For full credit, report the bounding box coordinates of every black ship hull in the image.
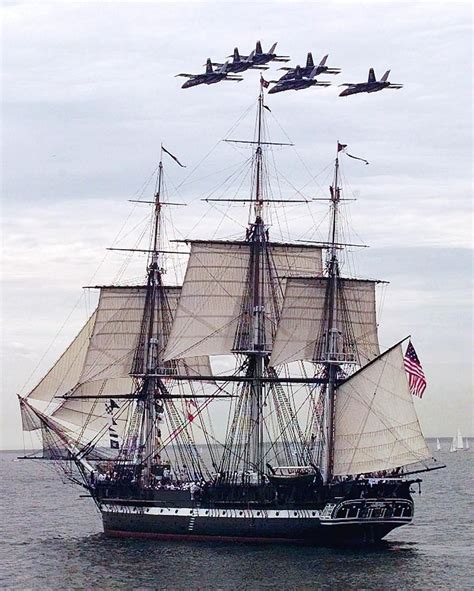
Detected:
[99,496,413,545]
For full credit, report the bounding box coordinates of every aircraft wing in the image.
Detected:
[314,81,332,87]
[175,73,196,78]
[338,83,355,86]
[388,84,403,89]
[325,68,341,74]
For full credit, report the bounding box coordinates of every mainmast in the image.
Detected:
[248,85,267,478]
[322,143,342,483]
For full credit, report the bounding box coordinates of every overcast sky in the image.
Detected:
[1,1,472,449]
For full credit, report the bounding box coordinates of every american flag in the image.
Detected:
[404,341,427,398]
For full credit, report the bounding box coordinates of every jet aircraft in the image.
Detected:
[211,49,259,74]
[339,68,403,96]
[278,53,341,81]
[176,59,243,88]
[236,41,290,67]
[268,65,332,94]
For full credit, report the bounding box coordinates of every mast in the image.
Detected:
[248,85,266,478]
[140,149,165,483]
[322,143,342,483]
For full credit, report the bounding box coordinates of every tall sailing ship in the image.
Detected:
[19,87,441,544]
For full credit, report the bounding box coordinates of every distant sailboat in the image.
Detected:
[450,437,457,453]
[466,439,470,450]
[436,438,441,451]
[456,429,464,450]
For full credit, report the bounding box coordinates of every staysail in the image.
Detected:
[163,241,323,361]
[270,277,379,367]
[26,311,97,405]
[332,343,431,476]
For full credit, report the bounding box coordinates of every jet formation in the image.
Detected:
[177,42,289,89]
[177,42,403,98]
[176,58,244,88]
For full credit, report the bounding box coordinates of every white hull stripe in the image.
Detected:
[101,505,321,519]
[101,504,412,524]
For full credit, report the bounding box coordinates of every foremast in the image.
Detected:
[133,151,167,484]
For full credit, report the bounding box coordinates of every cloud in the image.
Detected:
[1,1,472,447]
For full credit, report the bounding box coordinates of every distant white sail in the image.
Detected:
[332,343,430,476]
[436,438,441,451]
[449,437,457,453]
[456,428,464,450]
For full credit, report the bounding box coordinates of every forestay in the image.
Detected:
[163,241,323,360]
[332,343,431,476]
[270,277,379,366]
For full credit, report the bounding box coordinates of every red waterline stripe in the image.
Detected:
[105,529,306,544]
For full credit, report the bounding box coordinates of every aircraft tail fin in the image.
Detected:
[319,54,328,67]
[368,68,376,83]
[268,42,277,54]
[233,48,240,62]
[246,50,255,63]
[218,61,229,74]
[256,41,263,54]
[309,66,319,79]
[381,69,390,82]
[306,52,314,68]
[206,58,213,74]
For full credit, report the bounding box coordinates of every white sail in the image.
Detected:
[52,396,129,440]
[450,437,457,452]
[332,343,431,476]
[466,439,470,450]
[271,277,379,367]
[71,286,211,398]
[26,312,97,404]
[163,241,323,361]
[436,438,441,451]
[456,428,464,450]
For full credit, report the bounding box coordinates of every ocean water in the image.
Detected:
[0,441,472,590]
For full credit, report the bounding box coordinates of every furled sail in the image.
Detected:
[332,343,431,476]
[270,277,379,367]
[163,241,323,360]
[70,286,211,398]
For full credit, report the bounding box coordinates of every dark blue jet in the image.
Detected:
[211,49,258,74]
[339,68,403,96]
[268,65,332,94]
[238,41,290,67]
[278,53,341,82]
[176,59,243,89]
